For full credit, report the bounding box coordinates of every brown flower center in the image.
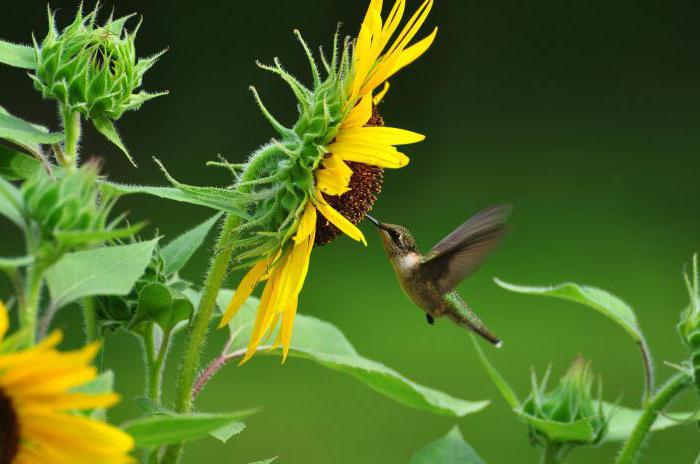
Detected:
[314,106,385,246]
[0,388,19,464]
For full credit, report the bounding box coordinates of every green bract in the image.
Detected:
[522,358,609,453]
[679,255,700,399]
[30,5,166,163]
[155,32,353,269]
[21,164,138,257]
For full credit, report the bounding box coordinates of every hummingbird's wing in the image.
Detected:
[422,204,511,294]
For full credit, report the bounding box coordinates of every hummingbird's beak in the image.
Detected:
[365,214,384,229]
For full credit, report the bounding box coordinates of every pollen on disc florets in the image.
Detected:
[30,4,166,121]
[0,388,20,464]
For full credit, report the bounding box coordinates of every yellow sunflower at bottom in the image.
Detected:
[0,302,134,464]
[216,0,437,362]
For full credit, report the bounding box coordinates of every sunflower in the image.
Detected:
[0,302,134,463]
[218,0,437,362]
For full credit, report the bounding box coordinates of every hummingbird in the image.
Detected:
[366,204,512,347]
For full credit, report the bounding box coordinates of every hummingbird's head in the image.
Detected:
[365,215,418,256]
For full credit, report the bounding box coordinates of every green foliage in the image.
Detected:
[679,255,700,399]
[0,175,25,229]
[44,239,158,309]
[0,39,36,69]
[410,427,486,464]
[0,144,41,180]
[123,410,257,448]
[136,282,193,332]
[0,105,63,153]
[22,165,139,254]
[160,214,221,276]
[218,290,489,417]
[495,278,653,396]
[28,5,166,161]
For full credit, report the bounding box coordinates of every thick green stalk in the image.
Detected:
[161,214,239,464]
[615,372,692,464]
[60,105,81,169]
[541,443,561,464]
[19,265,43,344]
[82,297,98,343]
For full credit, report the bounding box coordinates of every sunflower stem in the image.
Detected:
[541,443,562,464]
[19,264,43,345]
[60,104,81,170]
[148,329,171,405]
[615,371,692,464]
[82,297,98,343]
[161,214,239,464]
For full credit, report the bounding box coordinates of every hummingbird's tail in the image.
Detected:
[444,292,503,348]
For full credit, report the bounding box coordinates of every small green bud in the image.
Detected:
[21,163,133,253]
[30,4,166,163]
[678,255,700,399]
[522,357,609,453]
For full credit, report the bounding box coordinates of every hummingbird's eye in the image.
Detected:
[389,230,402,243]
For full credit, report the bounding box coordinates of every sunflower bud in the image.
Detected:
[21,163,135,255]
[30,4,166,164]
[521,357,609,455]
[678,255,700,399]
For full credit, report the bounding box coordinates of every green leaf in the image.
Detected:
[470,334,520,409]
[92,117,135,166]
[411,426,487,464]
[602,402,700,442]
[133,397,246,444]
[161,213,222,275]
[494,279,643,342]
[45,239,158,309]
[0,106,62,151]
[0,39,36,69]
[137,283,172,327]
[123,410,258,447]
[54,222,146,247]
[219,290,489,417]
[0,144,41,180]
[103,181,250,218]
[494,279,653,396]
[0,176,24,229]
[209,422,246,443]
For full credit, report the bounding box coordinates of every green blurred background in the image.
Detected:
[1,1,699,462]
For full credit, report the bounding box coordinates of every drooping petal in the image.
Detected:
[314,193,367,244]
[328,141,409,168]
[316,155,353,196]
[0,301,7,342]
[219,258,269,327]
[342,94,373,129]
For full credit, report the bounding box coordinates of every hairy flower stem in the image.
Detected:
[541,444,561,464]
[148,330,171,405]
[60,105,81,169]
[161,214,239,464]
[615,372,692,464]
[19,265,43,344]
[82,297,98,342]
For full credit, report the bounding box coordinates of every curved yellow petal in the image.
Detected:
[373,82,391,105]
[329,141,409,168]
[294,203,318,243]
[314,194,367,245]
[316,155,353,196]
[219,258,269,328]
[392,27,437,75]
[342,94,373,129]
[336,126,425,145]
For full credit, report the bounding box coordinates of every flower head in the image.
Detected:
[522,357,609,452]
[216,0,437,362]
[0,302,134,463]
[30,4,166,164]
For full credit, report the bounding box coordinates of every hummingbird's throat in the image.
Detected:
[314,105,385,246]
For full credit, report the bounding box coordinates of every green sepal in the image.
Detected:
[93,116,135,166]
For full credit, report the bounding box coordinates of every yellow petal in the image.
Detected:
[328,141,409,168]
[373,82,391,105]
[0,301,7,342]
[294,204,318,244]
[336,126,425,145]
[392,27,437,75]
[316,155,353,196]
[219,258,269,328]
[280,297,299,362]
[314,194,367,245]
[342,94,373,129]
